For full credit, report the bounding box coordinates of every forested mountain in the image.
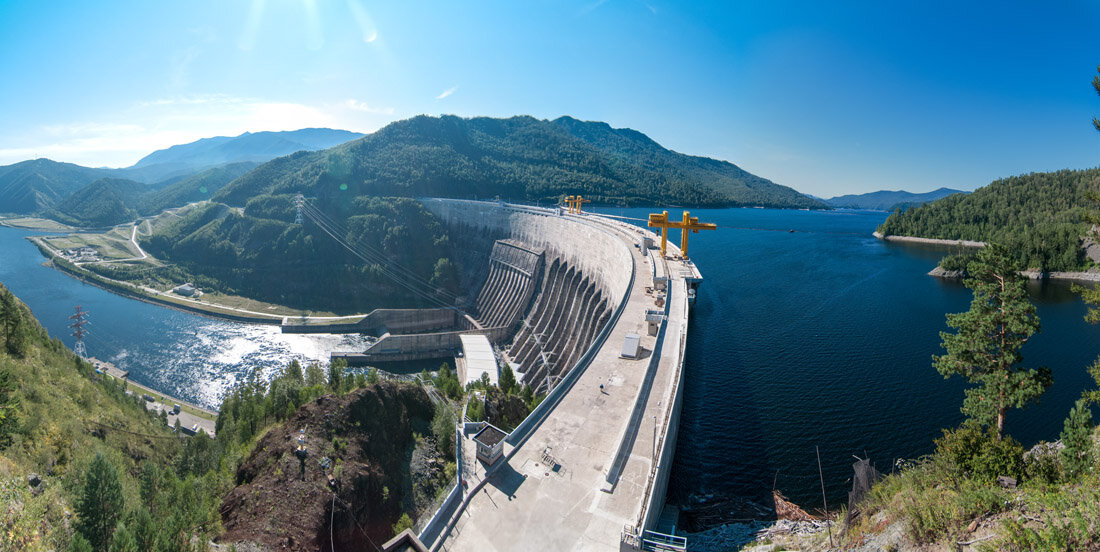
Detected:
[0,128,362,216]
[215,115,826,209]
[877,169,1099,271]
[47,178,149,228]
[138,161,257,216]
[134,197,459,313]
[130,128,364,182]
[827,187,966,211]
[0,159,114,213]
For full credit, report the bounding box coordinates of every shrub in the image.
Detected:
[934,424,1025,482]
[392,512,414,535]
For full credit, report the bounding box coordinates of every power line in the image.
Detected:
[299,200,461,309]
[301,201,455,300]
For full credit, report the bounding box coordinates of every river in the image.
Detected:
[3,209,1099,517]
[0,225,365,409]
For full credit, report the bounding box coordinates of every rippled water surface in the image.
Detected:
[595,207,1100,512]
[0,225,365,408]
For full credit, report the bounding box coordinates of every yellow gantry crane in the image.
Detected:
[562,195,591,214]
[647,210,717,259]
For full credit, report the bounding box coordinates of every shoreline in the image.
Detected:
[872,231,986,248]
[874,233,1100,283]
[26,234,373,326]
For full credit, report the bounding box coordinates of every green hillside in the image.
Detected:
[877,169,1099,271]
[0,159,114,214]
[138,162,258,216]
[0,282,207,551]
[47,178,149,228]
[215,115,826,209]
[134,196,459,313]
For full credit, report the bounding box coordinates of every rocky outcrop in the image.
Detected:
[928,266,967,279]
[219,383,439,552]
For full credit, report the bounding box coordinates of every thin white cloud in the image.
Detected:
[343,99,394,115]
[579,0,610,16]
[436,86,458,100]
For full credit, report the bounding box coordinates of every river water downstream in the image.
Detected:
[0,225,365,409]
[3,208,1100,514]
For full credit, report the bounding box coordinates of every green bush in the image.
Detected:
[1024,447,1064,486]
[934,424,1025,482]
[392,512,414,535]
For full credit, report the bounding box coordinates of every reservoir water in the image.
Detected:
[4,208,1100,516]
[618,207,1100,515]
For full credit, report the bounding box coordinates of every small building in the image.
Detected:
[620,333,642,359]
[172,283,200,297]
[645,310,665,337]
[473,423,508,465]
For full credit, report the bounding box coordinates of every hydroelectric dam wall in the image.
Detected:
[413,199,700,552]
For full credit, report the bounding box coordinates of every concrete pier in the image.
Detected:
[419,200,698,552]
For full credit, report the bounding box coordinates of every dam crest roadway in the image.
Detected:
[402,199,702,552]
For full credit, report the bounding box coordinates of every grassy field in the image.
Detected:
[42,228,141,260]
[0,216,75,231]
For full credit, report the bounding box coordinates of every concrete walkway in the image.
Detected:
[439,216,693,552]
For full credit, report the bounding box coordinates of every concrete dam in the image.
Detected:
[286,199,701,551]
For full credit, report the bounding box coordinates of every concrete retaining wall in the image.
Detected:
[422,199,634,304]
[283,308,458,335]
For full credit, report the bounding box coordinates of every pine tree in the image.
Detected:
[68,534,93,552]
[328,359,345,394]
[130,508,156,552]
[109,521,138,552]
[0,289,28,357]
[0,367,18,448]
[1092,63,1100,132]
[1061,398,1094,478]
[77,452,126,551]
[499,364,517,395]
[933,244,1052,439]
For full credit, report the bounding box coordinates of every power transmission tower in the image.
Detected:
[69,305,88,358]
[295,192,305,225]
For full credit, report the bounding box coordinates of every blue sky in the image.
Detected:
[1,1,1099,197]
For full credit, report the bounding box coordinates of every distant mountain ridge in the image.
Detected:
[42,162,259,228]
[131,128,364,178]
[825,187,966,211]
[215,114,826,209]
[0,128,363,215]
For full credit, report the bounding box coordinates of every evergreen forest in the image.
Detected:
[876,168,1100,271]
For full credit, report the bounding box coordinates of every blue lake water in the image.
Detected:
[594,206,1100,514]
[4,208,1100,516]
